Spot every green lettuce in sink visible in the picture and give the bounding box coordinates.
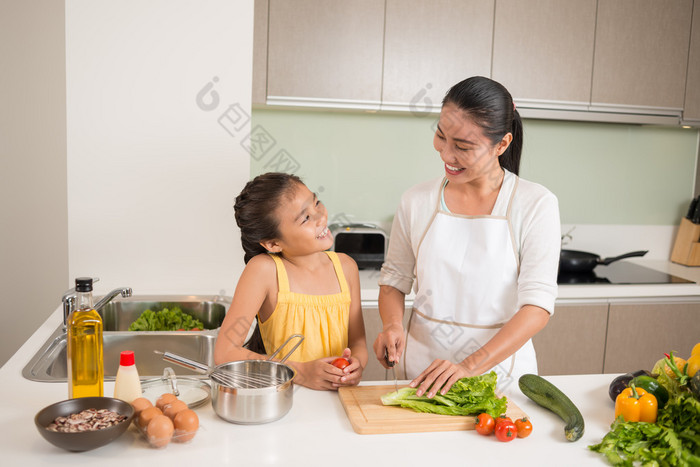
[381,371,507,418]
[127,307,204,331]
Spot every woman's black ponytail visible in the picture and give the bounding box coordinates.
[443,76,523,175]
[234,172,302,264]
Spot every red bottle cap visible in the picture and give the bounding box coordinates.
[119,351,135,366]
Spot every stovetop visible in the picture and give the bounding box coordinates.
[557,262,694,285]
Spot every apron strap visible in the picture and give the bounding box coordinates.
[506,176,520,271]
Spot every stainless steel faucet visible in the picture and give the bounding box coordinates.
[62,278,133,329]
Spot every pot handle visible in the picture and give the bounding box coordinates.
[267,334,305,363]
[599,250,649,265]
[158,350,210,375]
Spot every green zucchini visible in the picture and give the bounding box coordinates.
[518,374,585,442]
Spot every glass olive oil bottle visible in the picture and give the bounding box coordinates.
[67,277,104,398]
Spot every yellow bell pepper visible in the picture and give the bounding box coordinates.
[614,385,657,423]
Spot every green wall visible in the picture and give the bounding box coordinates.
[251,108,699,226]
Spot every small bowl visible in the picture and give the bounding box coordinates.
[35,397,134,452]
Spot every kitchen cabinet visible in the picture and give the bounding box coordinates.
[252,0,268,105]
[381,0,493,111]
[683,3,700,123]
[266,0,385,106]
[603,300,700,373]
[532,302,609,376]
[591,0,693,111]
[256,0,697,124]
[492,0,597,106]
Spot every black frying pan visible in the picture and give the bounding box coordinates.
[559,249,648,273]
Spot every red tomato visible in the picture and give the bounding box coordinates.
[494,420,518,442]
[331,357,350,369]
[495,415,513,428]
[475,413,495,436]
[515,417,533,438]
[190,328,200,331]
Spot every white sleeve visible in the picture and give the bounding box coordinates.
[516,190,561,315]
[378,193,416,295]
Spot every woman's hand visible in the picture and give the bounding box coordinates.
[373,322,405,368]
[409,359,475,398]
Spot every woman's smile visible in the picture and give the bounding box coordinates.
[445,163,465,175]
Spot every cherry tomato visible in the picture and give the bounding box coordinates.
[514,417,533,438]
[475,413,495,436]
[494,415,513,428]
[494,420,518,442]
[331,357,350,370]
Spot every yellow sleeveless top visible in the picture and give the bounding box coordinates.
[259,251,351,362]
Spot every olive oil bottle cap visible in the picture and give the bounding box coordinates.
[75,277,93,292]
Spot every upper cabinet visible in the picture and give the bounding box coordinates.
[266,0,385,107]
[684,4,700,123]
[492,0,597,106]
[252,0,268,105]
[591,0,693,111]
[382,0,494,111]
[255,0,699,126]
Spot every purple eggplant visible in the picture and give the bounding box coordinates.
[608,369,651,402]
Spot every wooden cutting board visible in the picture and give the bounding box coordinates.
[338,384,527,435]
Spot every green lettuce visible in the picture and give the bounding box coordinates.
[127,307,204,331]
[380,371,508,418]
[589,393,700,466]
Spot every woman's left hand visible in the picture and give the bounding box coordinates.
[409,359,474,397]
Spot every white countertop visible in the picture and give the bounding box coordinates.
[360,259,700,304]
[0,306,634,465]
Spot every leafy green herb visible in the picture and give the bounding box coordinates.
[381,371,507,418]
[589,392,700,466]
[127,307,204,331]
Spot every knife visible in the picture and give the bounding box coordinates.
[692,197,700,224]
[384,348,398,393]
[687,196,699,221]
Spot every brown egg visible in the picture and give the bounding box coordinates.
[155,393,178,411]
[131,397,153,419]
[147,415,174,448]
[173,409,199,442]
[138,406,163,431]
[163,399,188,420]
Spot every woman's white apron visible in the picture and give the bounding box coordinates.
[404,177,537,389]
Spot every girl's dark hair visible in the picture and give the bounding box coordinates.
[234,172,303,264]
[442,76,522,175]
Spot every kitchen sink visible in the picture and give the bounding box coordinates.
[21,295,250,382]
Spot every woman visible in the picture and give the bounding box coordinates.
[374,76,560,398]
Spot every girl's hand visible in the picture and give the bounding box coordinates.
[290,355,353,391]
[409,359,474,398]
[373,322,404,368]
[331,348,363,388]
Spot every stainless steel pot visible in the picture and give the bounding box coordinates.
[161,334,304,424]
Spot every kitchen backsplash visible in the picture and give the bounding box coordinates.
[250,108,699,236]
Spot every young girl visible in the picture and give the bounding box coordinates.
[214,172,367,390]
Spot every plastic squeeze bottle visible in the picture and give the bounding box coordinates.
[114,351,142,403]
[67,277,104,398]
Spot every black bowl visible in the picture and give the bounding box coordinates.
[35,397,134,452]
